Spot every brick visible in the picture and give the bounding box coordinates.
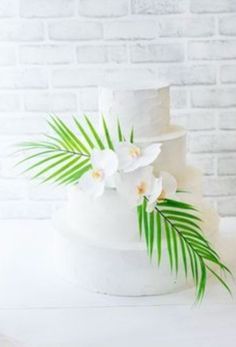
[0,94,21,111]
[0,179,26,200]
[24,92,77,112]
[0,157,23,178]
[0,135,29,159]
[170,88,187,109]
[189,132,236,153]
[52,68,104,88]
[0,68,48,89]
[218,111,236,130]
[189,40,236,60]
[0,0,18,17]
[221,65,236,84]
[20,0,75,18]
[0,201,52,219]
[19,45,74,65]
[104,20,157,40]
[158,17,215,37]
[158,65,216,86]
[204,176,236,196]
[77,44,128,64]
[0,47,16,65]
[79,88,98,111]
[191,0,236,13]
[76,45,107,63]
[0,20,44,41]
[218,197,236,216]
[132,0,187,15]
[218,155,236,175]
[172,111,216,130]
[219,15,236,35]
[0,117,46,135]
[0,136,19,158]
[78,0,128,17]
[48,20,102,40]
[191,88,236,108]
[188,154,215,175]
[130,43,184,63]
[28,183,66,200]
[105,68,158,85]
[107,45,128,63]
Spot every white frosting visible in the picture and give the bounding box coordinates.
[99,85,170,138]
[67,187,140,244]
[53,202,219,296]
[53,82,220,297]
[66,166,204,245]
[149,126,187,177]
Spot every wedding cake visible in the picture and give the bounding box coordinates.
[52,82,220,296]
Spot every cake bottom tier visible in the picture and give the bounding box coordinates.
[52,203,219,296]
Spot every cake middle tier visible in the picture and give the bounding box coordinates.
[141,125,187,177]
[99,84,170,138]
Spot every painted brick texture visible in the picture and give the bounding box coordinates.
[0,0,236,217]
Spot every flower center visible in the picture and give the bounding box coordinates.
[129,146,141,158]
[91,169,104,181]
[136,181,148,197]
[158,190,166,201]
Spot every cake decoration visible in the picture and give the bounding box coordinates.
[17,113,231,302]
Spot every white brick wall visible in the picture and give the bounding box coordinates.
[0,0,236,218]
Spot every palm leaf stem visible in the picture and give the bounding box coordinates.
[27,145,90,159]
[154,202,206,264]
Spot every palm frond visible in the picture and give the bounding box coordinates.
[138,197,231,301]
[117,119,124,142]
[16,115,125,185]
[73,117,95,150]
[102,116,114,150]
[17,116,92,184]
[130,127,134,143]
[84,115,105,150]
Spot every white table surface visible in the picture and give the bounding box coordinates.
[0,218,236,347]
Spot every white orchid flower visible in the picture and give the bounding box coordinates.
[116,142,162,173]
[116,166,161,207]
[147,171,178,212]
[79,149,118,198]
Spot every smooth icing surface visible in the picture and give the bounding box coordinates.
[99,86,170,138]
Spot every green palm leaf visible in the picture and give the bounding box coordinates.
[102,116,114,150]
[16,115,126,185]
[130,127,134,143]
[73,117,95,149]
[16,114,231,302]
[84,115,105,150]
[137,197,231,301]
[156,212,162,265]
[117,119,124,142]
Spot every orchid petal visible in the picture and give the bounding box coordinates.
[79,170,105,198]
[115,143,137,172]
[139,143,162,167]
[122,159,141,173]
[149,177,163,204]
[91,149,118,177]
[116,142,162,173]
[161,171,177,198]
[116,166,155,207]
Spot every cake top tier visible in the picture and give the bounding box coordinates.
[98,82,170,139]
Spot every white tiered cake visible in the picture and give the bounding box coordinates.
[53,83,219,296]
